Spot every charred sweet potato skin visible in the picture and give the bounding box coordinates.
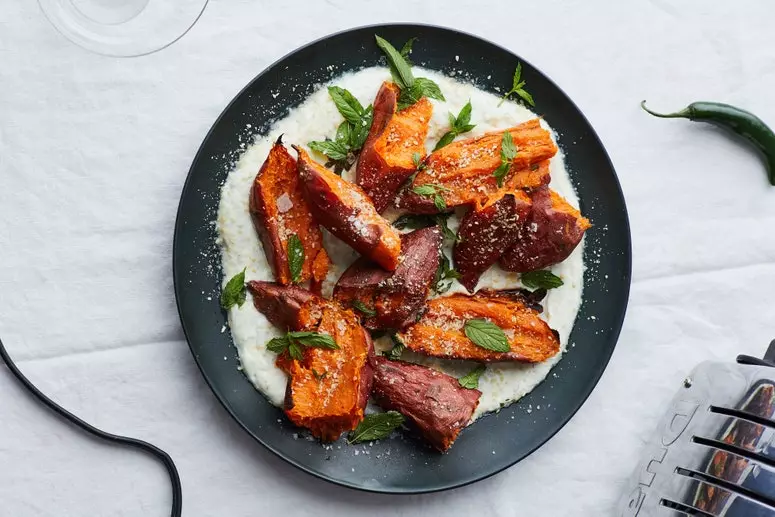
[295,146,402,271]
[333,226,442,330]
[499,188,591,272]
[250,141,330,290]
[397,120,556,213]
[357,82,433,213]
[247,280,315,330]
[247,281,373,441]
[398,291,560,363]
[371,357,481,451]
[453,192,532,292]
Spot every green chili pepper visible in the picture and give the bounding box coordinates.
[641,100,775,186]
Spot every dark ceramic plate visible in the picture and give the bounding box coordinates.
[173,23,631,494]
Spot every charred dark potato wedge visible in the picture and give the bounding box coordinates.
[453,191,531,291]
[499,187,591,272]
[334,226,442,330]
[371,356,480,451]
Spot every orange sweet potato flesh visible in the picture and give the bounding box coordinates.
[247,281,373,441]
[249,139,330,293]
[357,82,433,213]
[499,187,591,272]
[398,290,560,363]
[295,146,402,271]
[333,226,442,330]
[285,300,374,441]
[453,191,532,292]
[396,120,557,213]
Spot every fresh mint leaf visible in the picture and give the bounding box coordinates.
[397,77,445,110]
[434,250,460,294]
[501,131,517,160]
[433,194,447,212]
[393,214,434,230]
[411,183,448,212]
[412,77,445,101]
[220,268,247,310]
[311,88,373,174]
[397,88,419,111]
[515,88,534,107]
[289,331,339,350]
[392,213,457,241]
[265,330,339,360]
[434,214,459,242]
[492,162,511,187]
[375,35,414,90]
[328,86,365,126]
[399,37,417,65]
[433,131,457,151]
[464,319,511,353]
[348,411,405,443]
[308,139,349,161]
[412,184,438,197]
[456,100,473,128]
[500,62,535,107]
[335,120,351,144]
[383,334,406,361]
[521,270,564,290]
[411,152,427,170]
[349,105,373,150]
[266,335,290,354]
[288,342,303,361]
[458,364,486,389]
[493,131,518,187]
[434,101,475,151]
[286,234,305,283]
[376,34,444,110]
[312,369,327,381]
[352,300,377,317]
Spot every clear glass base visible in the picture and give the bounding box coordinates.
[39,0,208,57]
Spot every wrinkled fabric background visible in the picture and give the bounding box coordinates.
[1,1,775,515]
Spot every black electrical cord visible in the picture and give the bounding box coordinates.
[0,336,182,516]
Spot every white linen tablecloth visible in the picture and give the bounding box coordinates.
[2,1,775,514]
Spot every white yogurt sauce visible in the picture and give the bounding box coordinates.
[217,66,584,420]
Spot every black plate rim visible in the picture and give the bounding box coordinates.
[173,22,632,494]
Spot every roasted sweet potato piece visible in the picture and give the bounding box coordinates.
[250,139,330,292]
[333,226,442,330]
[246,281,315,331]
[396,120,556,213]
[295,146,402,271]
[499,187,591,272]
[357,82,433,212]
[371,357,481,451]
[284,300,374,441]
[397,290,560,362]
[248,281,373,441]
[453,191,532,292]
